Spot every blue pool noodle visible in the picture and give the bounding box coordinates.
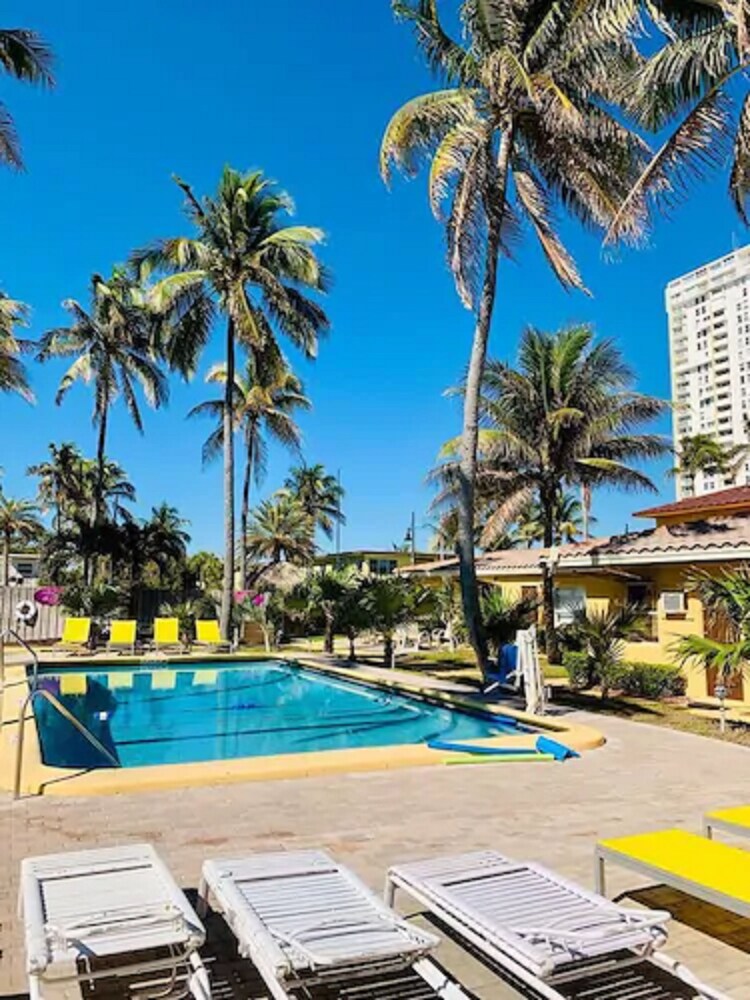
[428,736,580,761]
[535,735,579,761]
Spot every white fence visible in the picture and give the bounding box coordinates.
[0,586,64,642]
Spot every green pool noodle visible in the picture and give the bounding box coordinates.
[444,752,555,765]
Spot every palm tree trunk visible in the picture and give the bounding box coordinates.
[456,127,514,676]
[90,408,108,585]
[324,611,335,654]
[582,483,591,542]
[220,318,236,641]
[240,424,255,591]
[541,486,561,663]
[2,532,9,587]
[384,633,394,668]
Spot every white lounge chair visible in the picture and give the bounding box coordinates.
[21,843,210,1000]
[197,849,466,1000]
[386,850,728,1000]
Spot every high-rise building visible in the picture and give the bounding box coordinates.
[667,245,750,499]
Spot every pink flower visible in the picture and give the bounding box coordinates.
[252,593,266,607]
[34,586,62,607]
[234,590,250,603]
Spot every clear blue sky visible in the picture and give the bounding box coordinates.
[0,1,744,554]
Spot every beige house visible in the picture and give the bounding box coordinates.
[402,486,750,704]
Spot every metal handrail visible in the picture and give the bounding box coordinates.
[14,688,119,800]
[0,627,40,689]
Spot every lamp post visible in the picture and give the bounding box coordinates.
[404,512,416,565]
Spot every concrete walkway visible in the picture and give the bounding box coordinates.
[2,710,750,997]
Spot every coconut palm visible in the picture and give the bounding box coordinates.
[296,566,360,654]
[514,492,590,547]
[0,291,33,400]
[671,434,749,483]
[0,495,43,585]
[360,575,431,667]
[133,167,330,639]
[381,0,646,670]
[0,28,54,169]
[28,442,88,532]
[245,494,316,588]
[282,463,344,540]
[37,270,167,577]
[607,1,750,240]
[189,355,309,587]
[434,325,668,665]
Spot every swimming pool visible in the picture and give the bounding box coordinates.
[33,661,522,769]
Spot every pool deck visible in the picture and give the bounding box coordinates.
[3,705,750,998]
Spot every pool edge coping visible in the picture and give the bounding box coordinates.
[0,656,605,797]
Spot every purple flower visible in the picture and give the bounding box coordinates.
[34,586,62,607]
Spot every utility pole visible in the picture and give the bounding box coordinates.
[410,511,416,564]
[335,468,342,566]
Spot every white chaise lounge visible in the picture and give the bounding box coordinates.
[21,843,210,1000]
[197,849,466,1000]
[385,850,728,1000]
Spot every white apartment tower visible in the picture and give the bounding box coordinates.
[667,245,750,499]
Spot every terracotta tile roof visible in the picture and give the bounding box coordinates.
[634,485,750,519]
[583,515,750,558]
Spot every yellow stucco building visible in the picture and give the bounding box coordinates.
[403,486,750,704]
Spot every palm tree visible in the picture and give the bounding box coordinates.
[671,434,749,485]
[434,325,668,665]
[133,167,330,640]
[381,0,646,670]
[282,463,344,540]
[360,575,430,667]
[606,2,750,240]
[28,442,87,532]
[514,492,590,547]
[245,494,316,588]
[0,291,34,401]
[0,28,54,169]
[297,567,360,654]
[0,496,43,585]
[140,503,191,586]
[189,354,310,587]
[37,270,167,578]
[570,603,649,696]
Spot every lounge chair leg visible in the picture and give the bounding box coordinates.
[594,853,606,896]
[384,874,396,907]
[196,877,209,918]
[703,818,713,840]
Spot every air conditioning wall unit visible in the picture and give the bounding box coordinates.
[661,590,687,614]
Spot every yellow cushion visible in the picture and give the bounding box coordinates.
[61,618,91,644]
[60,673,87,695]
[599,829,750,905]
[196,620,221,643]
[707,805,750,829]
[154,618,179,644]
[109,621,136,645]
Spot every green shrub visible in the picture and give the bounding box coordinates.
[562,651,591,689]
[620,662,686,699]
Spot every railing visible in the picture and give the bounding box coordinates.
[14,688,119,799]
[0,626,39,688]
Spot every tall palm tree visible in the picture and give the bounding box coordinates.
[0,28,54,169]
[514,492,590,547]
[28,442,86,532]
[381,0,646,670]
[0,291,33,400]
[245,494,316,587]
[607,2,750,240]
[671,434,749,485]
[282,463,344,540]
[133,167,330,639]
[37,270,167,579]
[189,354,310,587]
[0,495,43,585]
[434,325,668,665]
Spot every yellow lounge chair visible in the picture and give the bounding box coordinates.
[107,620,137,655]
[153,617,182,653]
[194,620,230,652]
[705,805,750,841]
[595,828,750,918]
[53,618,91,655]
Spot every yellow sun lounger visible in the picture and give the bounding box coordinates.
[194,620,230,652]
[704,805,750,841]
[595,828,750,918]
[53,617,92,654]
[153,618,182,653]
[107,620,137,655]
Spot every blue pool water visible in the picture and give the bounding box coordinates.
[33,661,521,769]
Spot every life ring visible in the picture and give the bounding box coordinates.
[15,599,39,627]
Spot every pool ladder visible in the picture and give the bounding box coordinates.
[1,628,119,799]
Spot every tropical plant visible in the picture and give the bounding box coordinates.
[0,292,33,400]
[37,270,167,576]
[480,588,538,657]
[190,354,309,587]
[0,495,43,585]
[433,325,668,665]
[674,567,750,695]
[60,581,126,624]
[295,566,360,654]
[567,603,649,696]
[186,551,223,592]
[133,167,330,640]
[606,1,750,241]
[159,596,217,644]
[359,575,431,667]
[670,434,749,482]
[122,503,191,589]
[381,0,646,671]
[514,492,591,547]
[282,463,344,540]
[245,494,316,587]
[0,28,54,169]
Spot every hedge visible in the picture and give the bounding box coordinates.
[562,652,686,699]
